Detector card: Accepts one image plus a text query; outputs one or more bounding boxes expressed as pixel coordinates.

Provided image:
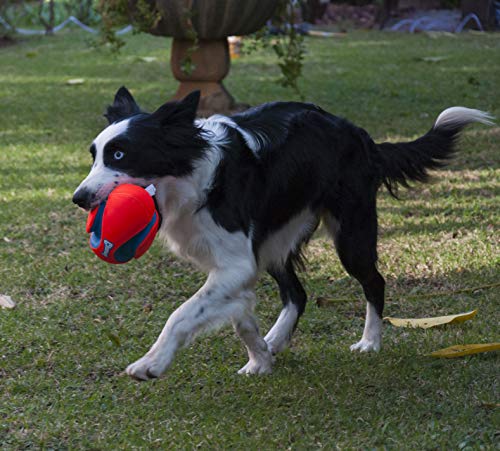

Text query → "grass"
[0,30,499,449]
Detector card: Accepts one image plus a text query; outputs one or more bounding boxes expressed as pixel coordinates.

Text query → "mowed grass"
[0,30,499,449]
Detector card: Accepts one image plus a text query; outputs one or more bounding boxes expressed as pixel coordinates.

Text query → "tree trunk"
[39,0,55,35]
[377,0,399,29]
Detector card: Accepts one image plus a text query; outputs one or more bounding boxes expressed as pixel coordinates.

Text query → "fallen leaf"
[308,30,346,38]
[479,402,500,410]
[428,343,500,358]
[0,294,16,309]
[420,56,448,63]
[105,331,121,347]
[138,56,157,63]
[425,31,457,39]
[384,310,477,329]
[66,78,85,85]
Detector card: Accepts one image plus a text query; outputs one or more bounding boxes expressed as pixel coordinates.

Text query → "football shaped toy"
[86,184,160,264]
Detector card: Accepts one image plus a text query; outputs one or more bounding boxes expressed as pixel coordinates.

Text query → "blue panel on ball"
[89,202,106,249]
[114,212,158,263]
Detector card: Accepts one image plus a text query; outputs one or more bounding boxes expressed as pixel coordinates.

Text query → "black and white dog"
[73,87,491,380]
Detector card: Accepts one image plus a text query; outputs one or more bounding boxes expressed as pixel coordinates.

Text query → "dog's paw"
[350,338,381,353]
[125,354,166,381]
[238,354,273,375]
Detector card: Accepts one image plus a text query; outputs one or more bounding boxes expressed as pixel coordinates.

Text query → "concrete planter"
[140,0,279,115]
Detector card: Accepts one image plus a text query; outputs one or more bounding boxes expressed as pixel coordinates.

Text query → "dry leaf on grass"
[428,343,500,358]
[66,78,85,85]
[479,402,500,410]
[308,30,346,38]
[0,294,16,309]
[420,56,448,63]
[138,56,157,63]
[384,310,477,329]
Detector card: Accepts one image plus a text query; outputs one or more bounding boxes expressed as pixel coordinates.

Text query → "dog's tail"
[377,107,494,197]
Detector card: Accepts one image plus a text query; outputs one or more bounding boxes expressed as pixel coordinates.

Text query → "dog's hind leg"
[324,207,385,352]
[264,259,307,355]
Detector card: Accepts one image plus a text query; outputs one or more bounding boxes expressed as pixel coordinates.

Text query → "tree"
[38,0,55,35]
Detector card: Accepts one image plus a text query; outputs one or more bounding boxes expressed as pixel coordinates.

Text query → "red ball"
[86,184,160,264]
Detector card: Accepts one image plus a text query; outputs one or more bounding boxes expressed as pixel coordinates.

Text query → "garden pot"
[142,0,280,115]
[169,38,234,117]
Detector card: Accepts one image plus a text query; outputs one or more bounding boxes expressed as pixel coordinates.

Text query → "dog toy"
[86,184,160,264]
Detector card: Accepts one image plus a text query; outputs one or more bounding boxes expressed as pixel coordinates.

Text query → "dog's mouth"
[74,178,156,211]
[91,184,115,209]
[73,183,113,211]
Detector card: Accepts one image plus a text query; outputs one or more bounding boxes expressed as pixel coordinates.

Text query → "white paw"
[350,338,381,353]
[238,355,273,375]
[125,353,166,381]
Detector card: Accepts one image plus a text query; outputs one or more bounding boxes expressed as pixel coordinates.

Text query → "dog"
[73,87,492,380]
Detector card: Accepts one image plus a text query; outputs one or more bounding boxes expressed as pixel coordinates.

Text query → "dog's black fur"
[74,87,491,378]
[106,90,470,320]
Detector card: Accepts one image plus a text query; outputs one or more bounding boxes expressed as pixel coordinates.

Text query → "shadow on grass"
[299,265,498,309]
[378,204,497,237]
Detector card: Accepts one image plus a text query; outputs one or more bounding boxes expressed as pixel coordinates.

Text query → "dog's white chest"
[158,203,253,273]
[158,208,213,270]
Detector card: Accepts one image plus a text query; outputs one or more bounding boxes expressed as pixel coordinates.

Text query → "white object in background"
[0,295,16,309]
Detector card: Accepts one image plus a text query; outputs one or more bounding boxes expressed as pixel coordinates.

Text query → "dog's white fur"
[74,119,149,209]
[264,303,299,355]
[122,119,275,377]
[79,103,494,380]
[350,303,382,352]
[258,208,318,270]
[434,107,493,129]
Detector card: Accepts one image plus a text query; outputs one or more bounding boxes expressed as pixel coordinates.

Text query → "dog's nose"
[72,188,91,210]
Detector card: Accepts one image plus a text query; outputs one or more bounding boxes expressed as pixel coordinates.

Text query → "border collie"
[73,87,492,380]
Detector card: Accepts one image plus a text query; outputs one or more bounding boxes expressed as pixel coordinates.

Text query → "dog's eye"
[113,151,125,160]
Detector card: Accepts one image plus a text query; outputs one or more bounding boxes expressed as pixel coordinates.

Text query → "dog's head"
[72,87,205,210]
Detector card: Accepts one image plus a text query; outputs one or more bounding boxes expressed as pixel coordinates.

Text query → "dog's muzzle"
[72,188,92,210]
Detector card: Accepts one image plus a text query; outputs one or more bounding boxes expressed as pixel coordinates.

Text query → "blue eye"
[114,151,125,160]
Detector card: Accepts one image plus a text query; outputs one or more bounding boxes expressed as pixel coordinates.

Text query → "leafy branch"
[271,0,306,98]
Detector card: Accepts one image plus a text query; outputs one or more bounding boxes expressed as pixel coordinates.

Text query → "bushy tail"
[377,107,494,197]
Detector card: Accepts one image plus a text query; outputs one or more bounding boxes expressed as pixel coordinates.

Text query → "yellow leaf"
[138,56,157,63]
[384,310,477,329]
[428,343,500,358]
[66,78,85,85]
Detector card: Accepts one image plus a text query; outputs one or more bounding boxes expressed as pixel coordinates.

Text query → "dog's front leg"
[125,266,271,380]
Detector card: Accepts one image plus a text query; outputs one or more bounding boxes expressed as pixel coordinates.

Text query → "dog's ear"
[104,86,141,124]
[151,90,200,126]
[181,90,201,115]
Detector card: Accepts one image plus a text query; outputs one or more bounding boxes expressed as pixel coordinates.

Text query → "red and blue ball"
[86,184,160,264]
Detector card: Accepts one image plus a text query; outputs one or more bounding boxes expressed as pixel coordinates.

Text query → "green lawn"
[0,30,499,449]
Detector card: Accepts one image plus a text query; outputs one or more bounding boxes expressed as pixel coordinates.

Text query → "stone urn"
[141,0,279,116]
